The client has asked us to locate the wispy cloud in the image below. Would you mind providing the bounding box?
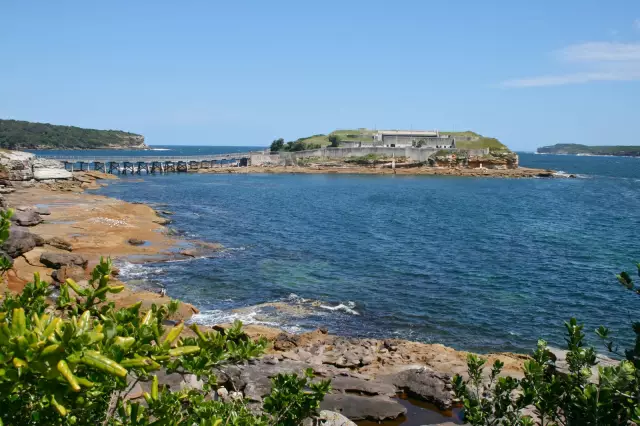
[502,41,640,88]
[634,19,640,30]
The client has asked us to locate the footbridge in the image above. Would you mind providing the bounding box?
[37,152,264,174]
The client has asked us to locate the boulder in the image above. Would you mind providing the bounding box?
[273,332,301,351]
[10,210,43,226]
[46,237,73,251]
[40,252,87,269]
[2,227,44,257]
[33,158,65,169]
[35,206,51,215]
[128,238,146,246]
[381,368,453,410]
[51,265,86,283]
[304,410,357,426]
[33,169,73,180]
[319,394,406,421]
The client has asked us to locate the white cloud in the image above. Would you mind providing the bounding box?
[502,41,640,88]
[560,42,640,62]
[634,19,640,30]
[502,70,640,88]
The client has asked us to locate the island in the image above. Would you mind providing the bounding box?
[258,128,531,174]
[0,119,147,150]
[537,143,640,157]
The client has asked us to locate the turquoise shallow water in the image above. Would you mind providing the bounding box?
[64,150,640,354]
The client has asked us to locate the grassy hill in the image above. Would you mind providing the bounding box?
[274,129,510,152]
[537,143,640,157]
[0,119,146,150]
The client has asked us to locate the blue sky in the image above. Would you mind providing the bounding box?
[1,1,639,150]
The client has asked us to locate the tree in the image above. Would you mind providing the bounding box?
[328,135,340,148]
[269,138,285,152]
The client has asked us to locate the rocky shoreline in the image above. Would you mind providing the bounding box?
[0,151,538,425]
[196,164,562,178]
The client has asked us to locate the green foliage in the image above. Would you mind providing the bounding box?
[0,119,144,150]
[269,137,321,152]
[327,135,340,148]
[269,138,285,152]
[454,264,640,426]
[0,228,329,424]
[263,369,331,426]
[0,209,13,273]
[343,154,385,165]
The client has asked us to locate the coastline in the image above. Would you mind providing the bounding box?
[1,171,536,422]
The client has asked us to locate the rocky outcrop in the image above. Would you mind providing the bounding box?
[0,151,35,181]
[0,150,72,182]
[51,265,85,283]
[382,368,453,410]
[46,237,73,251]
[2,226,44,258]
[40,252,87,269]
[10,209,43,226]
[320,394,406,421]
[34,169,73,180]
[304,410,357,426]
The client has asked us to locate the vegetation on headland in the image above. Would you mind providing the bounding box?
[0,210,331,425]
[537,143,640,157]
[270,129,511,152]
[0,119,147,150]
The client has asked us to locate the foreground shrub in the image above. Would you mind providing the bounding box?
[0,211,330,425]
[454,263,640,425]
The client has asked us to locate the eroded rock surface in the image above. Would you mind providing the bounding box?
[40,252,87,269]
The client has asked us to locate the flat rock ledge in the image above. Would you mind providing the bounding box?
[125,345,454,423]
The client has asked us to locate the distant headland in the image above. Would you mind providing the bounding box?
[0,119,147,150]
[537,143,640,157]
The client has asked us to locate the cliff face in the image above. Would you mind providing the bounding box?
[0,119,147,150]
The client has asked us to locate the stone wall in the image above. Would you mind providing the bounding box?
[280,147,448,163]
[248,153,281,166]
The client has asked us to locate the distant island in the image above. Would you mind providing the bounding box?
[0,119,147,150]
[537,143,640,157]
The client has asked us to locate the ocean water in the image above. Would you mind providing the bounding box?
[67,150,639,354]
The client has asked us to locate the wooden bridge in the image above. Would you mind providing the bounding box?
[37,152,257,174]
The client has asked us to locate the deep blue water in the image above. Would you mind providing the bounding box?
[72,150,639,354]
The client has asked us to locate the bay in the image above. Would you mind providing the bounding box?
[50,149,640,354]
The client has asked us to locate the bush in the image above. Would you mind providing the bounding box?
[453,263,640,425]
[328,135,340,148]
[0,212,330,425]
[269,138,285,152]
